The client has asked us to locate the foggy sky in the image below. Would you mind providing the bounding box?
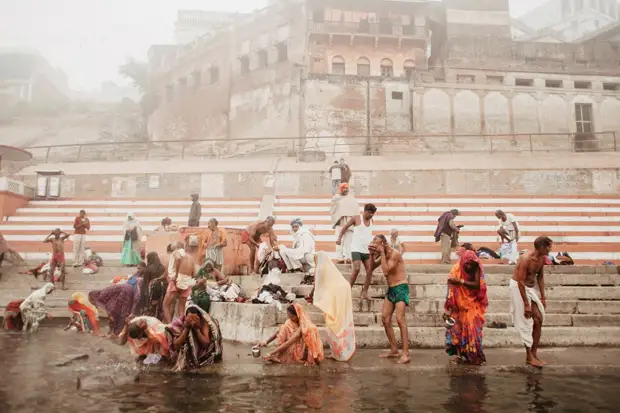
[0,0,546,90]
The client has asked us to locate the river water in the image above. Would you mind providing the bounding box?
[0,328,617,413]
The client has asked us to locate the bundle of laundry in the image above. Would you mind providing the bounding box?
[204,283,244,302]
[82,249,104,274]
[251,283,296,311]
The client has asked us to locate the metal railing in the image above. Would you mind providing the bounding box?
[19,131,619,165]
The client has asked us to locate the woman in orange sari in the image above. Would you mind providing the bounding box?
[256,303,324,366]
[67,292,100,335]
[444,249,488,365]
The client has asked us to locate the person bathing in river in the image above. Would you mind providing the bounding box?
[19,283,55,332]
[43,228,70,289]
[66,292,100,335]
[509,236,552,368]
[89,273,142,337]
[119,315,170,362]
[368,235,410,364]
[256,303,324,365]
[166,302,223,371]
[163,239,198,322]
[242,216,277,274]
[337,203,377,299]
[444,249,488,365]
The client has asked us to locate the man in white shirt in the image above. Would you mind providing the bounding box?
[329,161,342,195]
[496,210,520,264]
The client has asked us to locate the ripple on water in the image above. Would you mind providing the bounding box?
[0,329,616,413]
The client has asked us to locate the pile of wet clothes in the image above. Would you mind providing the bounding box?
[251,268,296,311]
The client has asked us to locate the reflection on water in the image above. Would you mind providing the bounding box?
[0,329,617,413]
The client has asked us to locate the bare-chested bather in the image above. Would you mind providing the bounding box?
[242,216,277,274]
[369,234,410,364]
[509,236,552,368]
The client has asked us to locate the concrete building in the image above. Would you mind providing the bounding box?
[515,0,620,42]
[174,10,248,45]
[145,0,620,157]
[0,48,69,110]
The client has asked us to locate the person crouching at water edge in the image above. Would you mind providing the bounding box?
[165,302,223,371]
[119,316,170,364]
[18,283,56,333]
[255,303,324,365]
[368,235,410,364]
[509,236,552,368]
[444,249,488,365]
[66,292,100,335]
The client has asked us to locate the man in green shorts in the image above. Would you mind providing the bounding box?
[369,234,410,364]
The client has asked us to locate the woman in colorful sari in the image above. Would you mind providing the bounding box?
[89,279,141,337]
[256,303,324,365]
[119,316,170,362]
[166,302,223,371]
[67,292,100,335]
[140,252,167,319]
[121,213,143,267]
[19,283,55,332]
[3,299,25,331]
[444,250,488,365]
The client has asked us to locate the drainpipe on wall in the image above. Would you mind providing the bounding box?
[365,79,371,155]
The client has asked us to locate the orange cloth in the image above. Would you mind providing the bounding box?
[338,183,349,194]
[127,316,170,357]
[275,303,324,364]
[68,292,100,335]
[202,228,228,251]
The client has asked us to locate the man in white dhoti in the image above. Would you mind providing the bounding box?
[509,236,552,368]
[496,210,520,265]
[330,183,359,264]
[279,218,316,273]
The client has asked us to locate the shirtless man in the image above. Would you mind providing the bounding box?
[509,235,552,368]
[197,260,230,287]
[242,216,277,274]
[369,234,410,364]
[163,240,198,322]
[44,228,71,290]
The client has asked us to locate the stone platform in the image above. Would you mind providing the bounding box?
[1,263,619,349]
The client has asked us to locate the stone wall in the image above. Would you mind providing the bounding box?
[20,165,620,198]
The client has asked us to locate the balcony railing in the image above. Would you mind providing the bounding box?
[15,132,619,166]
[309,21,427,39]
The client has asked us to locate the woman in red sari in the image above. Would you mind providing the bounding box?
[444,250,488,365]
[3,299,24,331]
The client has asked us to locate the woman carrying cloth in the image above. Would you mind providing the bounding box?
[67,292,100,334]
[166,302,223,371]
[121,213,143,267]
[256,303,324,366]
[443,250,488,365]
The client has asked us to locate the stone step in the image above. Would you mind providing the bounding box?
[333,326,620,348]
[291,285,620,301]
[334,264,619,275]
[297,298,620,315]
[276,310,620,328]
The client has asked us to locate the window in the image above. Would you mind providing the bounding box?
[486,75,504,85]
[603,82,620,91]
[258,50,269,69]
[276,42,288,62]
[357,57,370,76]
[380,58,393,77]
[515,78,533,86]
[192,71,202,90]
[403,59,415,79]
[545,79,562,88]
[574,81,592,89]
[332,56,345,74]
[210,65,219,83]
[457,74,475,84]
[165,84,174,102]
[575,103,593,133]
[312,9,324,22]
[392,91,403,100]
[240,55,250,74]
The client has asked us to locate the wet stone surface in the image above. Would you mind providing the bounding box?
[1,328,619,412]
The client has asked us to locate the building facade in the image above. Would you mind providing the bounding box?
[147,0,620,156]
